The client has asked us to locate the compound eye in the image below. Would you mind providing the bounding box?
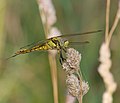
[64,40,69,47]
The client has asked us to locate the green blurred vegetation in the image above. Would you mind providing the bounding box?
[0,0,120,103]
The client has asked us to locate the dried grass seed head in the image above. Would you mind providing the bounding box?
[82,81,90,96]
[62,48,81,74]
[66,74,80,97]
[66,74,89,97]
[38,0,57,26]
[66,48,81,69]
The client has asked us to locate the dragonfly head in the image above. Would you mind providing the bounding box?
[63,40,69,48]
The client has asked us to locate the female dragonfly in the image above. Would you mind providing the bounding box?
[7,30,102,63]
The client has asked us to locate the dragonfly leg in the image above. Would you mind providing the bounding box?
[63,48,67,53]
[59,50,66,65]
[59,57,63,65]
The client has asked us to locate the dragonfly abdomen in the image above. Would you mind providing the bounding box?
[15,46,47,55]
[31,45,50,51]
[30,42,57,51]
[16,49,32,54]
[16,43,57,55]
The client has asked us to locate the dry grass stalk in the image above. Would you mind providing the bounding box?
[37,0,61,103]
[105,0,110,41]
[98,0,120,103]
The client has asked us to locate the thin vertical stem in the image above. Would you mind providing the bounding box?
[37,1,59,103]
[48,54,58,103]
[41,12,58,103]
[44,12,59,103]
[77,72,83,103]
[108,9,120,44]
[105,0,110,42]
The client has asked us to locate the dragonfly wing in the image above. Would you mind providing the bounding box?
[19,39,45,49]
[68,41,89,46]
[69,41,89,45]
[55,30,102,38]
[19,30,102,49]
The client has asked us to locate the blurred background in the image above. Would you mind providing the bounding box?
[0,0,120,103]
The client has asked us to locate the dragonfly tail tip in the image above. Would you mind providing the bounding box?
[6,54,18,60]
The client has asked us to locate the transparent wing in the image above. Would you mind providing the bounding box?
[19,39,45,49]
[69,41,89,45]
[56,30,102,38]
[19,30,102,49]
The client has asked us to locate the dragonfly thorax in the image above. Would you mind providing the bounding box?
[63,40,69,48]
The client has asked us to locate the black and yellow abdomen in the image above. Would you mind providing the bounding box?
[30,38,58,51]
[15,38,59,55]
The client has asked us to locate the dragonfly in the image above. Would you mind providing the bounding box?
[7,30,102,63]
